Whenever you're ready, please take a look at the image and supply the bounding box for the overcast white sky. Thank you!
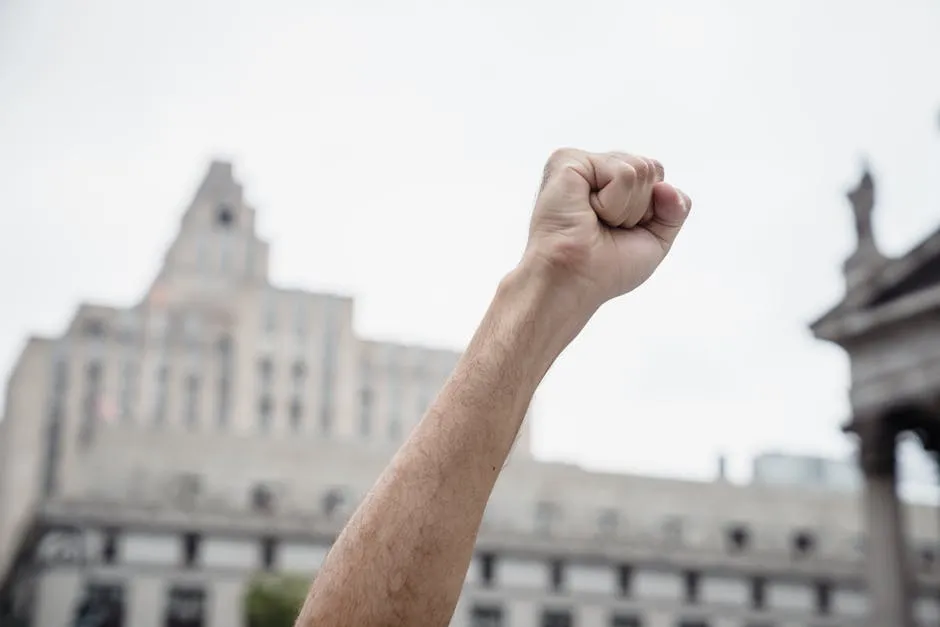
[1,0,939,483]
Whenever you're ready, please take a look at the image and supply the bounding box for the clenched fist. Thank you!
[524,148,691,310]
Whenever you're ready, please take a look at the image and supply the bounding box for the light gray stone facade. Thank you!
[1,160,938,627]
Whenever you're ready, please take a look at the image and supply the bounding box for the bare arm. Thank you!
[295,260,586,626]
[295,149,691,627]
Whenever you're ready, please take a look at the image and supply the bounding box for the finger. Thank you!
[611,153,664,183]
[643,182,692,249]
[607,153,658,228]
[590,153,655,228]
[588,154,637,227]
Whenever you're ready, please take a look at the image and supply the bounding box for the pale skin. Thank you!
[294,148,692,627]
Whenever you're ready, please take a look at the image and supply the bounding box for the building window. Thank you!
[184,375,200,429]
[921,547,936,571]
[216,203,235,227]
[617,564,632,597]
[42,407,64,497]
[480,553,496,587]
[52,355,69,396]
[291,360,306,382]
[816,580,832,615]
[677,621,709,627]
[119,362,137,423]
[597,508,618,537]
[79,361,103,445]
[611,615,641,627]
[165,586,206,627]
[258,396,274,432]
[792,530,816,557]
[173,473,202,510]
[289,399,304,432]
[541,609,573,627]
[250,484,275,514]
[153,365,169,426]
[43,358,69,496]
[258,358,274,386]
[261,537,277,571]
[320,370,334,435]
[320,300,340,435]
[359,388,373,437]
[294,298,307,339]
[216,336,232,427]
[535,501,560,535]
[75,582,124,627]
[262,291,277,334]
[471,605,504,627]
[322,489,346,519]
[550,560,565,593]
[83,318,106,338]
[320,393,333,435]
[101,528,119,565]
[727,524,750,552]
[684,571,700,604]
[751,577,766,610]
[662,516,684,545]
[181,533,201,569]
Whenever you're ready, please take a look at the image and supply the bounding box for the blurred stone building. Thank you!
[811,162,940,627]
[1,163,938,627]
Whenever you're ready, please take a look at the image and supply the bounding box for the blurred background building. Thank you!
[1,161,939,627]
[751,453,862,494]
[752,451,938,502]
[810,161,940,626]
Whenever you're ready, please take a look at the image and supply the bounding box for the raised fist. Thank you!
[524,148,691,309]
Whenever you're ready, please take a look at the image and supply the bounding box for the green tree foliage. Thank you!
[244,574,309,627]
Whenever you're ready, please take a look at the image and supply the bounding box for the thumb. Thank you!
[643,182,692,249]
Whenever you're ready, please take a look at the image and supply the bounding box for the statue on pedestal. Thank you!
[847,163,876,251]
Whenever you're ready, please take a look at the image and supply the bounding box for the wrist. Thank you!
[492,256,596,374]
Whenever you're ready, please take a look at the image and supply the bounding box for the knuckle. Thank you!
[650,158,665,180]
[613,161,638,185]
[546,147,580,168]
[542,148,589,189]
[631,159,650,182]
[542,148,580,188]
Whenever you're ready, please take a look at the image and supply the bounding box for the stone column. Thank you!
[856,418,914,627]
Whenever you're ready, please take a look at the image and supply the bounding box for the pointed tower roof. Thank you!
[146,160,270,304]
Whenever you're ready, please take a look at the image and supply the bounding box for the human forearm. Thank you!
[292,148,691,627]
[294,258,588,627]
